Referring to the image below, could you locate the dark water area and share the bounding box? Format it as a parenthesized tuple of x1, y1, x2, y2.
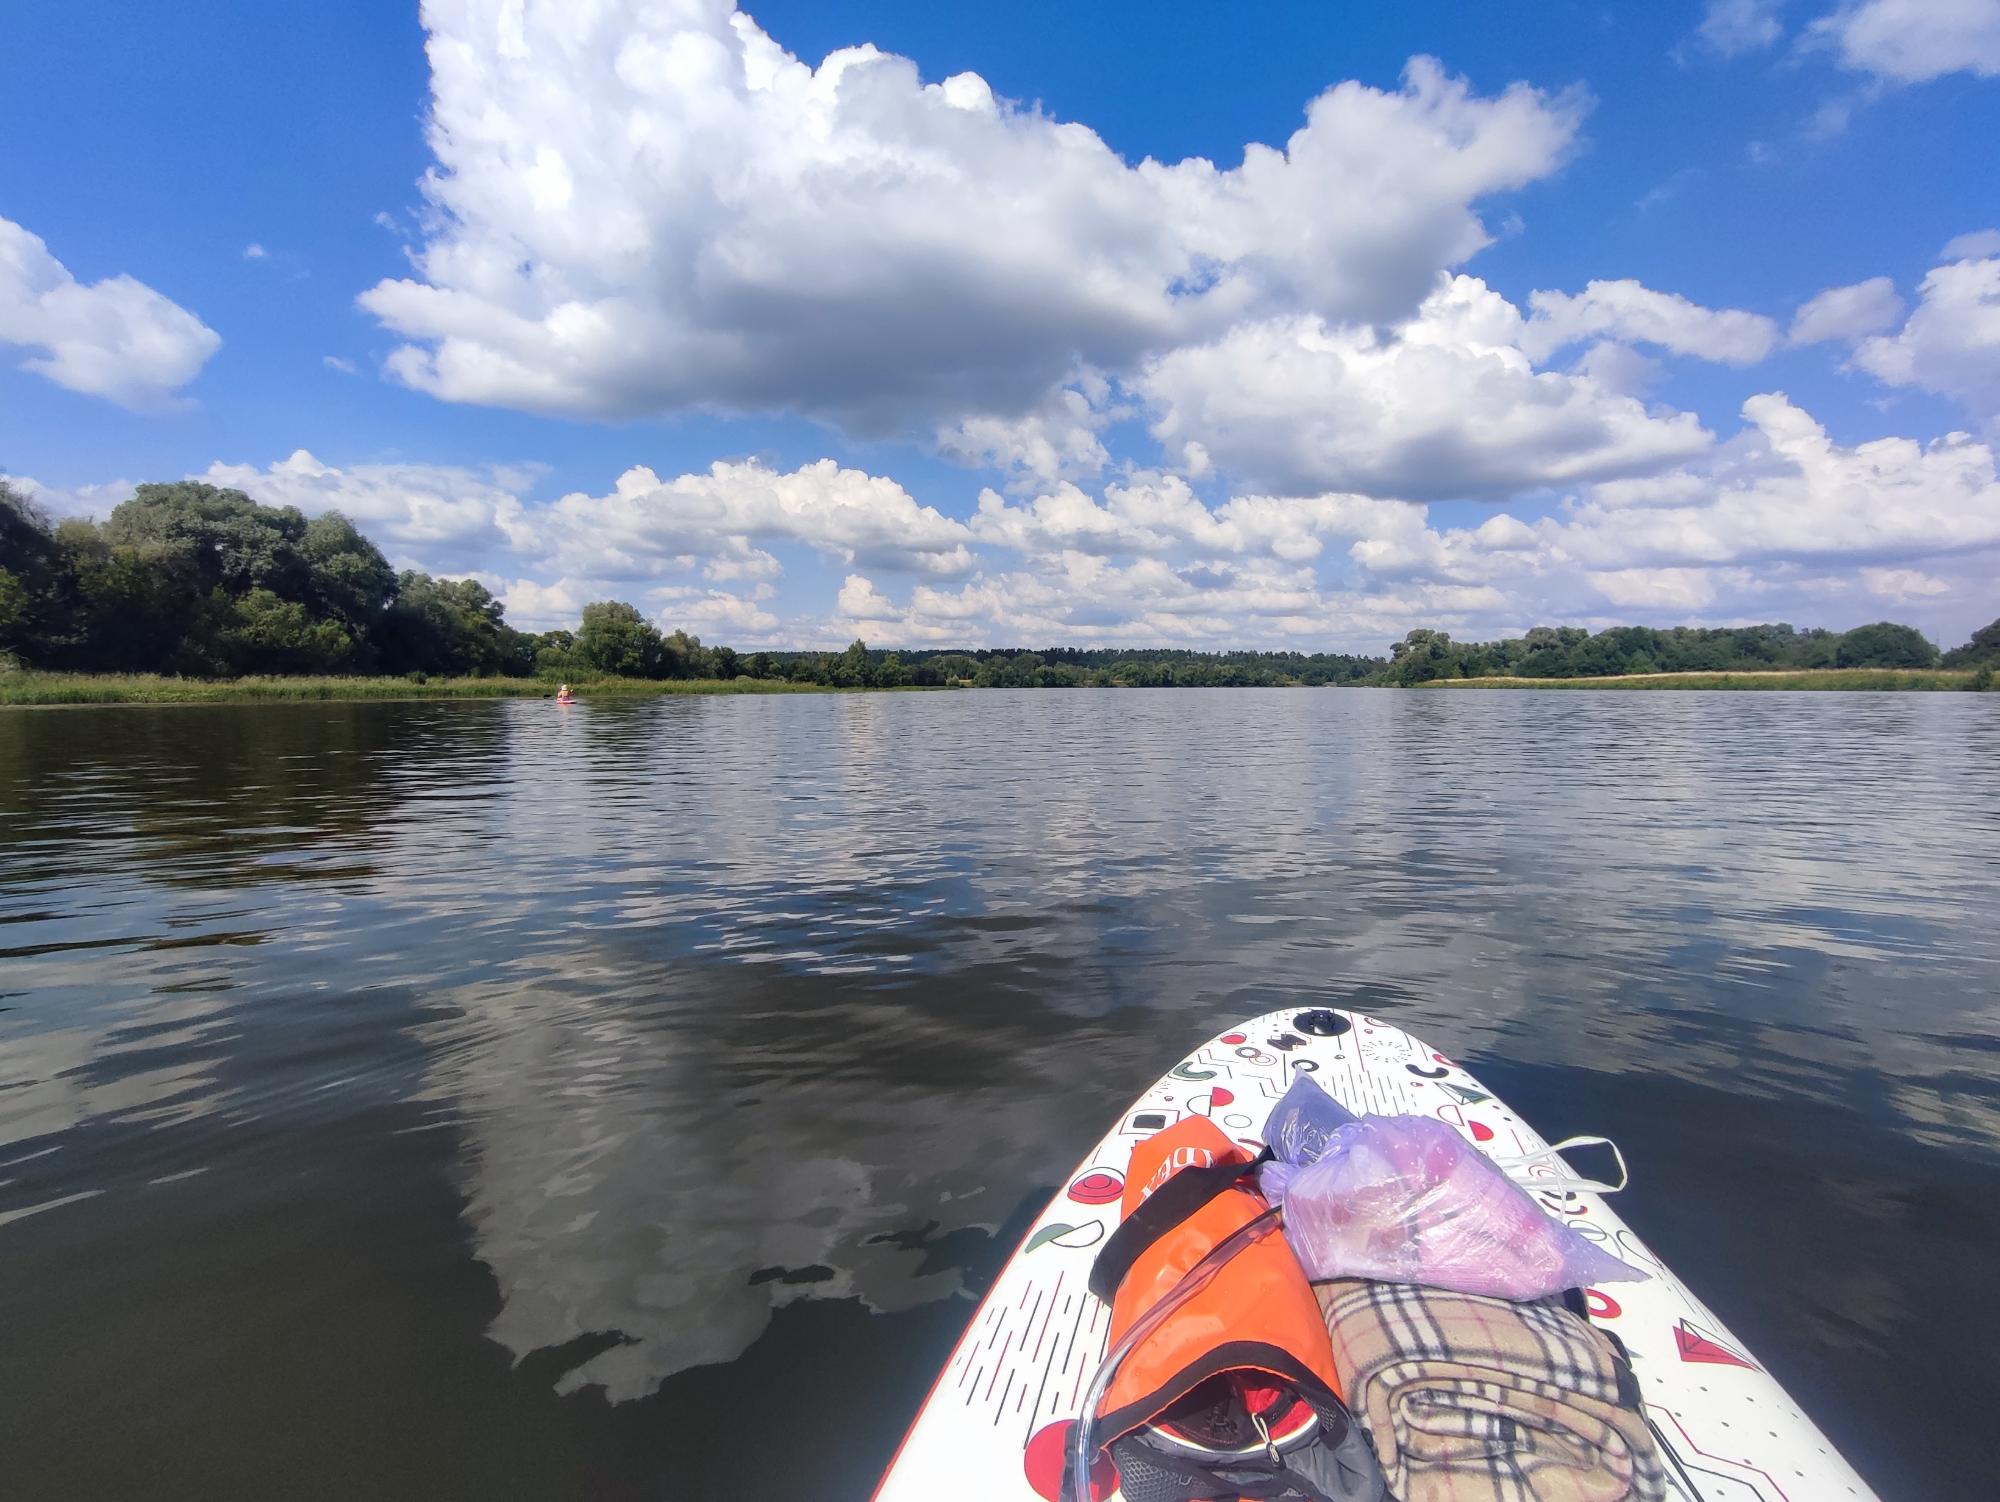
(2, 689, 1996, 1501)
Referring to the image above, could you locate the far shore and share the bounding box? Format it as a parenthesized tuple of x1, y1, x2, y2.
(4, 665, 1991, 707)
(0, 673, 904, 708)
(1421, 668, 1984, 691)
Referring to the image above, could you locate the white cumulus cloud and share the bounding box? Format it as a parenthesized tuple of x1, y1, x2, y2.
(651, 585, 781, 637)
(529, 459, 976, 581)
(359, 0, 1583, 441)
(970, 473, 1420, 564)
(1943, 228, 2000, 261)
(1697, 0, 1788, 55)
(194, 449, 975, 593)
(1520, 279, 1780, 364)
(1860, 565, 1953, 599)
(1854, 255, 2000, 427)
(202, 449, 539, 569)
(1546, 393, 2000, 570)
(935, 382, 1115, 487)
(8, 474, 139, 521)
(1789, 276, 1905, 345)
(816, 389, 1999, 648)
(835, 573, 902, 621)
(1808, 0, 2000, 83)
(0, 215, 221, 411)
(1139, 277, 1713, 500)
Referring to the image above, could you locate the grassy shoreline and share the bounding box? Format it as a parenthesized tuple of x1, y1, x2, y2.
(4, 666, 1990, 705)
(1422, 668, 1984, 691)
(0, 673, 861, 707)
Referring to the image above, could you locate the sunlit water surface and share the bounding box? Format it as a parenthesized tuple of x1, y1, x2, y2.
(2, 690, 1996, 1500)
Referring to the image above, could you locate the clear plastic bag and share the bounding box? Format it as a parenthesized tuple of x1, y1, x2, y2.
(1261, 1072, 1359, 1195)
(1262, 1109, 1646, 1300)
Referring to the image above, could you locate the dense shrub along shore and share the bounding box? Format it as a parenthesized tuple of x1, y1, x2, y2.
(3, 478, 1994, 697)
(1422, 669, 1983, 692)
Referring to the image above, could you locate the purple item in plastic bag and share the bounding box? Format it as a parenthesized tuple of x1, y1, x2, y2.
(1265, 1074, 1359, 1169)
(1263, 1113, 1647, 1300)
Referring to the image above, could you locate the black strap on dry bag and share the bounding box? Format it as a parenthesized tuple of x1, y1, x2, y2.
(1088, 1147, 1271, 1303)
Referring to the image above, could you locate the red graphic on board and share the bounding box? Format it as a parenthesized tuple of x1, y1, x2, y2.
(1221, 1032, 1246, 1044)
(1190, 1084, 1239, 1119)
(1467, 1119, 1494, 1143)
(1067, 1170, 1123, 1206)
(1586, 1288, 1622, 1320)
(1024, 1420, 1117, 1501)
(1674, 1318, 1758, 1370)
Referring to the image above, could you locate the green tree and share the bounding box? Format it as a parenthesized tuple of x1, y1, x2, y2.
(1942, 617, 2000, 669)
(574, 601, 666, 677)
(300, 512, 396, 645)
(1513, 626, 1569, 678)
(102, 482, 313, 603)
(0, 480, 74, 664)
(0, 567, 26, 657)
(662, 628, 713, 679)
(1836, 621, 1939, 669)
(530, 629, 576, 676)
(1386, 629, 1461, 685)
(831, 638, 870, 687)
(215, 589, 356, 674)
(745, 651, 774, 679)
(50, 515, 198, 672)
(379, 573, 517, 676)
(975, 651, 1043, 687)
(75, 481, 404, 674)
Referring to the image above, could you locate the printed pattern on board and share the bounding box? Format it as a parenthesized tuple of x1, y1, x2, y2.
(874, 1010, 1877, 1502)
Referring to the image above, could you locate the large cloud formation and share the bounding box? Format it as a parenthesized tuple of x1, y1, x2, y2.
(361, 0, 1583, 442)
(359, 2, 1874, 514)
(141, 375, 1998, 649)
(0, 215, 220, 411)
(856, 392, 2000, 642)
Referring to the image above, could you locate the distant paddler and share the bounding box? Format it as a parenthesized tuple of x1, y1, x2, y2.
(555, 682, 576, 705)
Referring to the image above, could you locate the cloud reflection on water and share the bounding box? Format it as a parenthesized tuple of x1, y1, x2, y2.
(2, 691, 1997, 1412)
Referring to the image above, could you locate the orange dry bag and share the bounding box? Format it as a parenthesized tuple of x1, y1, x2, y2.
(1083, 1116, 1385, 1501)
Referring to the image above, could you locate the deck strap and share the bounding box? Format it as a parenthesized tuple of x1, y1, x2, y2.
(1088, 1147, 1271, 1304)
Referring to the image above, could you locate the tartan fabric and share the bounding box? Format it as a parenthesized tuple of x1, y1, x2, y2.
(1315, 1280, 1666, 1502)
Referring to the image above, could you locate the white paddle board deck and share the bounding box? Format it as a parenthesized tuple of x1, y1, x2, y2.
(874, 1008, 1879, 1502)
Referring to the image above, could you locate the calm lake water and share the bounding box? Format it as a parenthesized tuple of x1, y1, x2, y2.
(3, 689, 1996, 1500)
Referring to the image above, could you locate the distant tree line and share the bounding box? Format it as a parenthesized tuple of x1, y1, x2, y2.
(1381, 620, 1997, 685)
(743, 645, 1382, 688)
(4, 477, 1994, 688)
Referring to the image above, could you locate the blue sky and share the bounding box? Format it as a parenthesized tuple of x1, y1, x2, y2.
(3, 0, 1997, 649)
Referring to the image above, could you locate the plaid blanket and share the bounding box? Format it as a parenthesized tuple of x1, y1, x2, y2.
(1316, 1280, 1666, 1502)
